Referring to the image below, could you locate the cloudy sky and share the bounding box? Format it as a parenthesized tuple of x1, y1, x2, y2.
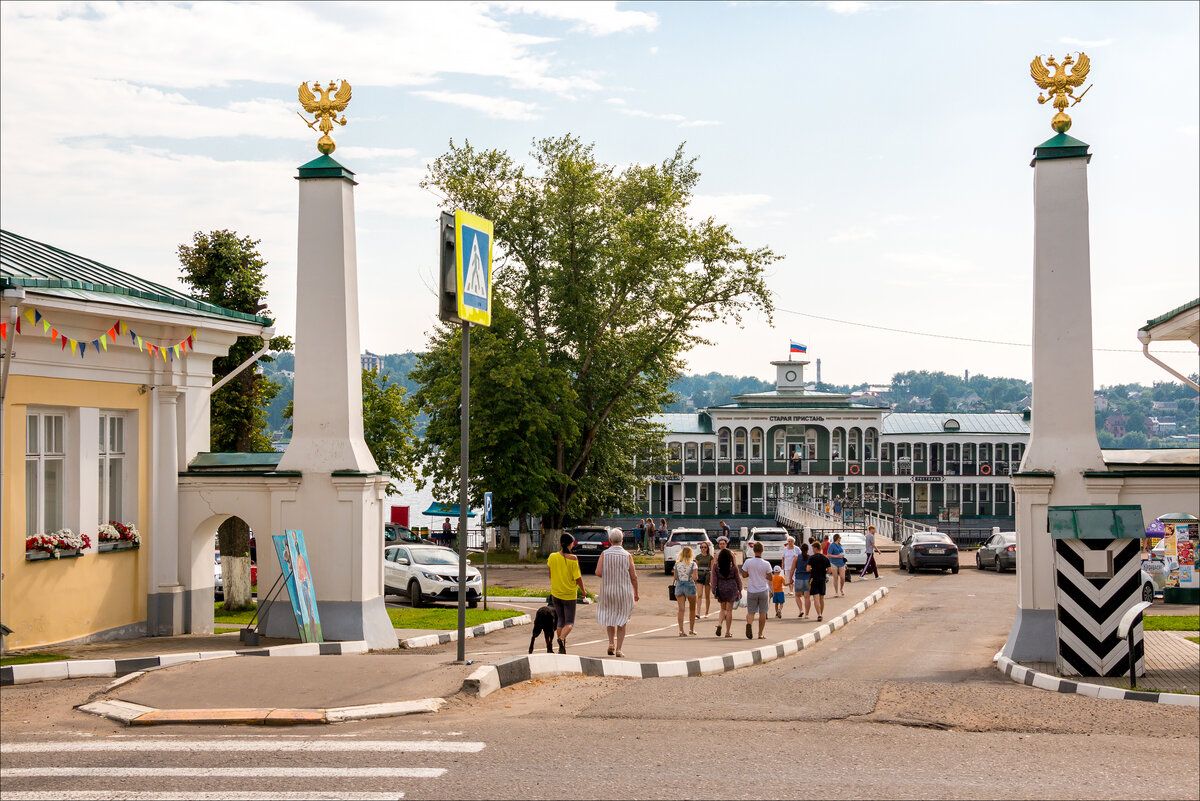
(2, 1, 1196, 388)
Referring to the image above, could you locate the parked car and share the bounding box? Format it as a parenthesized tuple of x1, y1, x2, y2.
(384, 522, 423, 546)
(976, 531, 1017, 572)
(1141, 568, 1157, 603)
(898, 531, 960, 574)
(569, 526, 613, 574)
(664, 528, 711, 575)
(744, 527, 789, 564)
(384, 544, 482, 608)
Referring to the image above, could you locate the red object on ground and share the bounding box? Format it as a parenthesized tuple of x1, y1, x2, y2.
(390, 506, 409, 526)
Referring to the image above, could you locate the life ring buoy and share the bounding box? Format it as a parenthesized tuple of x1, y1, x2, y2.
(735, 464, 746, 475)
(980, 463, 992, 475)
(849, 464, 861, 475)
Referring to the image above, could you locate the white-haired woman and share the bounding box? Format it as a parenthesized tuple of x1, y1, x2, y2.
(595, 528, 639, 657)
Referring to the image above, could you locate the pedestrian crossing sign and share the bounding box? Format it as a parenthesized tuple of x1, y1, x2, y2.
(454, 210, 493, 327)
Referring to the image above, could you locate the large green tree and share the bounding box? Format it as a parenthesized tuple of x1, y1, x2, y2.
(414, 135, 776, 549)
(178, 230, 292, 609)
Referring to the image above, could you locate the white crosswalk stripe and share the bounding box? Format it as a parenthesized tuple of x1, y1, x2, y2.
(0, 735, 482, 801)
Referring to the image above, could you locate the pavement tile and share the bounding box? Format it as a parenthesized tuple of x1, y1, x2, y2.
(264, 708, 326, 725)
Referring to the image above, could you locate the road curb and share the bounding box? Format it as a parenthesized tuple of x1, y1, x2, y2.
(398, 614, 531, 649)
(2, 640, 369, 687)
(78, 696, 447, 726)
(463, 586, 889, 698)
(994, 653, 1200, 707)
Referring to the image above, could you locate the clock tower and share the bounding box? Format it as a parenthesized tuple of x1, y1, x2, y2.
(772, 359, 808, 392)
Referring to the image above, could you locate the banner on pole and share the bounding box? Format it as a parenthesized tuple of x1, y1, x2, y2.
(272, 529, 323, 642)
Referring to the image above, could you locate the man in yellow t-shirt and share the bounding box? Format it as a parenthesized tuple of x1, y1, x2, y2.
(547, 532, 587, 654)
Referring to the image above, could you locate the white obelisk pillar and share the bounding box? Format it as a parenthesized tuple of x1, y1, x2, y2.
(1004, 133, 1107, 661)
(269, 154, 396, 649)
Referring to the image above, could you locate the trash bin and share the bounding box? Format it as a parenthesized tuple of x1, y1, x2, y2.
(1049, 505, 1146, 678)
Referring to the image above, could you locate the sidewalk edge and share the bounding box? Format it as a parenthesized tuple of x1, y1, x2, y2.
(464, 587, 889, 698)
(994, 653, 1200, 707)
(399, 614, 530, 649)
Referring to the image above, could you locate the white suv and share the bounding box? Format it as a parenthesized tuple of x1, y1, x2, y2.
(744, 527, 790, 564)
(664, 528, 711, 575)
(384, 544, 482, 608)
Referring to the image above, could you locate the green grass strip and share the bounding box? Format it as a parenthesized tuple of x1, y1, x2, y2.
(1186, 636, 1199, 645)
(0, 652, 71, 667)
(387, 607, 521, 630)
(213, 602, 257, 626)
(1143, 614, 1199, 631)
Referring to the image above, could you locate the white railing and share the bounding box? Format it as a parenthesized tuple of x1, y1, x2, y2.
(774, 500, 936, 543)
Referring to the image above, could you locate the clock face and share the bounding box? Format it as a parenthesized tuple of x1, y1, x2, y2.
(785, 370, 797, 382)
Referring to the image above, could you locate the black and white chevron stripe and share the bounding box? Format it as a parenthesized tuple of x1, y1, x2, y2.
(1054, 538, 1144, 678)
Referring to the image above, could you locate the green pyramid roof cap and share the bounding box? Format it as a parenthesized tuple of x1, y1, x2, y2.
(297, 154, 357, 181)
(1031, 132, 1090, 164)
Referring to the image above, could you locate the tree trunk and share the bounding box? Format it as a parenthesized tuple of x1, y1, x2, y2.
(518, 517, 530, 561)
(218, 517, 253, 610)
(538, 526, 562, 558)
(496, 524, 511, 552)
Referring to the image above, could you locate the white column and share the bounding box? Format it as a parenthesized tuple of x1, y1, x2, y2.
(149, 387, 183, 635)
(1006, 135, 1105, 662)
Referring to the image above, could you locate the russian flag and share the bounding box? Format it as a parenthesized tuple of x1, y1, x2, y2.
(790, 341, 807, 354)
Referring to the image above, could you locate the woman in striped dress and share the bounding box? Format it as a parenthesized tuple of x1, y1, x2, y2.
(595, 529, 639, 657)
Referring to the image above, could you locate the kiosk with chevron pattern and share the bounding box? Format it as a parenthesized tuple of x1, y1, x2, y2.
(1050, 505, 1146, 677)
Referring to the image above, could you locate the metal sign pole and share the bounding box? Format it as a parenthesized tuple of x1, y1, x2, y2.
(457, 320, 470, 663)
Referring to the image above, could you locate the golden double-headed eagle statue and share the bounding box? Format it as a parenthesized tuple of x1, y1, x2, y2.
(1030, 53, 1091, 133)
(298, 80, 352, 155)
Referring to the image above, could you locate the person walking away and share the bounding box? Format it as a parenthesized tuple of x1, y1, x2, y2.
(595, 529, 638, 657)
(645, 518, 656, 551)
(441, 517, 452, 547)
(695, 540, 714, 618)
(780, 536, 799, 595)
(711, 547, 742, 638)
(634, 520, 645, 551)
(740, 542, 773, 639)
(547, 532, 586, 653)
(771, 566, 786, 618)
(807, 546, 832, 621)
(657, 518, 668, 551)
(861, 525, 879, 580)
(788, 542, 812, 618)
(673, 546, 699, 636)
(828, 533, 847, 597)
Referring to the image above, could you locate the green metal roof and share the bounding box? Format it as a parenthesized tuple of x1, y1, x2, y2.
(1140, 298, 1200, 332)
(881, 412, 1030, 436)
(1, 230, 273, 326)
(189, 452, 284, 469)
(1031, 132, 1090, 163)
(648, 413, 714, 435)
(297, 154, 356, 181)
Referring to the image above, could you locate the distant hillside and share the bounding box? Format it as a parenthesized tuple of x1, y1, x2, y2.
(260, 353, 1198, 449)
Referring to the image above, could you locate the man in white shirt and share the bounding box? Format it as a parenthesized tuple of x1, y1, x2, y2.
(739, 542, 773, 639)
(780, 536, 799, 595)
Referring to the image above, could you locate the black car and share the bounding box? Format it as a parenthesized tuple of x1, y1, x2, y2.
(976, 531, 1016, 572)
(570, 526, 612, 574)
(899, 532, 960, 573)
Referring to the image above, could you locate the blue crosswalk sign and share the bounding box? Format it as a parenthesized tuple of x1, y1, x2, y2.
(483, 492, 493, 525)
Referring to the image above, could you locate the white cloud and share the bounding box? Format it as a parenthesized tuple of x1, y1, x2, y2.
(495, 2, 659, 35)
(1060, 37, 1114, 48)
(618, 108, 721, 128)
(828, 227, 876, 243)
(411, 90, 543, 121)
(817, 1, 871, 14)
(335, 146, 420, 161)
(605, 97, 628, 105)
(650, 46, 659, 55)
(885, 251, 975, 275)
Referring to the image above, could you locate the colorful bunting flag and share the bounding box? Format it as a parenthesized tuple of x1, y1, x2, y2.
(4, 306, 211, 363)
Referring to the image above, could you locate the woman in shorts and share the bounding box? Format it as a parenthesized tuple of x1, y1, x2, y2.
(694, 540, 714, 618)
(546, 532, 586, 653)
(711, 547, 742, 638)
(673, 546, 698, 636)
(788, 542, 812, 618)
(828, 533, 847, 597)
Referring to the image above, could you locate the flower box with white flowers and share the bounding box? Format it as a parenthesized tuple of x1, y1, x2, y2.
(98, 522, 141, 552)
(25, 529, 91, 560)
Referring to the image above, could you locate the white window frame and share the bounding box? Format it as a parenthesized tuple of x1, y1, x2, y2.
(685, 442, 697, 462)
(774, 429, 786, 460)
(718, 429, 730, 461)
(750, 428, 763, 461)
(98, 412, 126, 526)
(25, 410, 67, 537)
(734, 427, 747, 460)
(702, 442, 715, 462)
(668, 442, 682, 462)
(699, 483, 710, 502)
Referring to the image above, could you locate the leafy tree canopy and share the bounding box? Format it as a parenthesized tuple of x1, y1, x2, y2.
(414, 135, 777, 534)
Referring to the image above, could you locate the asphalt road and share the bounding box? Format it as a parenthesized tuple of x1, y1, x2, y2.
(3, 563, 1198, 800)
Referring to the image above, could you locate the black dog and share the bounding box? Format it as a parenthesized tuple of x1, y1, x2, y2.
(529, 603, 557, 654)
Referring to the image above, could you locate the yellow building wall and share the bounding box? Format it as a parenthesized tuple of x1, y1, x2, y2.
(2, 375, 150, 650)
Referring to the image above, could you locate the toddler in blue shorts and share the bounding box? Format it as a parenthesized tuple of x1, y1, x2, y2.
(771, 565, 786, 618)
